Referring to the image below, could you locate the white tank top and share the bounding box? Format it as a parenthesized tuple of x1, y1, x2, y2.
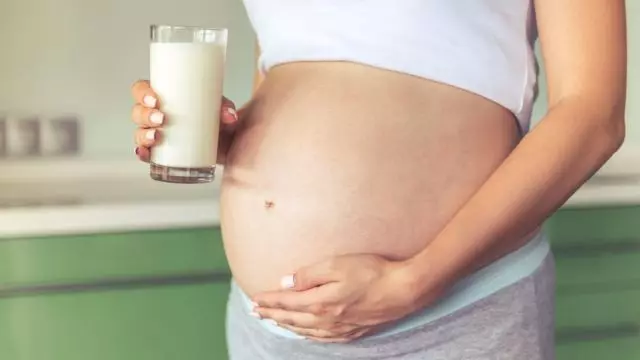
(243, 0, 539, 132)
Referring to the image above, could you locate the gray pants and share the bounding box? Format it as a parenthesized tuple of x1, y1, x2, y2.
(226, 254, 556, 359)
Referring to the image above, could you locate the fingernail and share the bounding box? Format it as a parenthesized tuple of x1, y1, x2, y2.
(145, 129, 156, 141)
(280, 275, 295, 289)
(249, 311, 261, 319)
(150, 111, 164, 125)
(265, 319, 278, 327)
(227, 107, 238, 120)
(250, 301, 259, 309)
(143, 95, 157, 108)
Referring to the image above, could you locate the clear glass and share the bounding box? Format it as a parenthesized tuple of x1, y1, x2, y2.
(149, 25, 228, 184)
(151, 25, 228, 44)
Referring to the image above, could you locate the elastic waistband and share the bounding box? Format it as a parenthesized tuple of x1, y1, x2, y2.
(235, 231, 551, 340)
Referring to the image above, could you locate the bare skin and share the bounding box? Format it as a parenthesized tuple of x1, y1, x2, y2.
(230, 61, 522, 296)
(132, 60, 523, 295)
(250, 0, 626, 343)
(131, 1, 625, 343)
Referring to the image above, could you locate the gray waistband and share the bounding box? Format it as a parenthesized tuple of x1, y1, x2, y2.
(236, 231, 551, 339)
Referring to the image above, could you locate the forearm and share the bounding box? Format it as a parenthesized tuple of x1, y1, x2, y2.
(404, 98, 625, 302)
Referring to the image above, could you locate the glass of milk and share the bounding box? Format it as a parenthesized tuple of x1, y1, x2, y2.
(149, 25, 228, 183)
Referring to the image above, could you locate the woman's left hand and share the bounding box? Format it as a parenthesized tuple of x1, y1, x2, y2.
(251, 254, 429, 343)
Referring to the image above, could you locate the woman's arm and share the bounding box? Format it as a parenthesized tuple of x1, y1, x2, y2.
(404, 0, 627, 301)
(248, 0, 626, 343)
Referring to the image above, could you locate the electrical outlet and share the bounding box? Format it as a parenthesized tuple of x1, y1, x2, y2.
(41, 115, 80, 156)
(6, 115, 41, 157)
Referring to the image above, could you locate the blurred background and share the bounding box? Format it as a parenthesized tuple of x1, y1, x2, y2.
(0, 0, 638, 359)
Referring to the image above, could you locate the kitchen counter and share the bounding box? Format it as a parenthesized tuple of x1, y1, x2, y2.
(1, 146, 640, 238)
(0, 159, 221, 238)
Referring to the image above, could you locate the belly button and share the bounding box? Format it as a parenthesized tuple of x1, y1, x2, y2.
(264, 200, 275, 209)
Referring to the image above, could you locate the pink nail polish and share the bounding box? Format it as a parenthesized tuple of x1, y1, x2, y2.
(150, 111, 164, 125)
(280, 275, 295, 289)
(145, 129, 156, 141)
(249, 311, 261, 319)
(143, 95, 157, 108)
(227, 107, 238, 119)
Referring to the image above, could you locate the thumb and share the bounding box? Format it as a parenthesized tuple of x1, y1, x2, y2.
(281, 261, 337, 291)
(220, 97, 238, 126)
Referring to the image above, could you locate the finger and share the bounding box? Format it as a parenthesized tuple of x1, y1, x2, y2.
(220, 96, 237, 123)
(276, 324, 341, 340)
(135, 128, 159, 147)
(131, 80, 159, 108)
(281, 260, 339, 291)
(221, 107, 238, 125)
(220, 103, 239, 133)
(254, 307, 320, 328)
(305, 336, 353, 344)
(222, 96, 235, 109)
(217, 131, 233, 165)
(132, 104, 164, 128)
(305, 336, 354, 344)
(305, 328, 370, 343)
(253, 286, 332, 312)
(135, 146, 150, 163)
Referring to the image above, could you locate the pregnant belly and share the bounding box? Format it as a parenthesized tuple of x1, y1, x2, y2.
(220, 62, 520, 296)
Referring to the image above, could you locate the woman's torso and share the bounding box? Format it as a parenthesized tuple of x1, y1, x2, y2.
(221, 62, 524, 296)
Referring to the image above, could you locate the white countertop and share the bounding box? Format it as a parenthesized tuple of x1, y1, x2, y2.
(1, 147, 640, 238)
(0, 159, 222, 238)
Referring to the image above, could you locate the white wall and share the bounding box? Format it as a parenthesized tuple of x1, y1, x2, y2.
(622, 1, 639, 146)
(0, 0, 255, 159)
(0, 1, 637, 159)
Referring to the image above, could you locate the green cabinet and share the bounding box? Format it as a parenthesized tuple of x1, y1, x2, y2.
(0, 283, 230, 360)
(0, 227, 231, 360)
(0, 228, 228, 287)
(548, 206, 640, 360)
(1, 206, 640, 359)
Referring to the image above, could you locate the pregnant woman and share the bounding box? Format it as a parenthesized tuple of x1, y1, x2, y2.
(131, 1, 627, 359)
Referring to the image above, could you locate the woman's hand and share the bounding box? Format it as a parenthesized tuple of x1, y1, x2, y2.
(251, 254, 432, 343)
(130, 80, 239, 164)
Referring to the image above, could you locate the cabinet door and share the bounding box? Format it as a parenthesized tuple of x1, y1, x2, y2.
(556, 290, 640, 329)
(0, 283, 231, 360)
(0, 227, 228, 287)
(549, 207, 640, 360)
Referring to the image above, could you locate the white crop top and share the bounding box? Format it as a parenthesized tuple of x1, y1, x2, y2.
(243, 0, 539, 132)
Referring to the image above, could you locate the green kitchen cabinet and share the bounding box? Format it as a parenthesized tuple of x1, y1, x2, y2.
(547, 206, 640, 245)
(0, 283, 230, 360)
(556, 289, 640, 328)
(0, 227, 231, 360)
(548, 206, 640, 360)
(556, 337, 640, 360)
(1, 205, 640, 359)
(0, 228, 228, 288)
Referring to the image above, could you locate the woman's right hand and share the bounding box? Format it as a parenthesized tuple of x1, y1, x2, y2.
(130, 80, 239, 164)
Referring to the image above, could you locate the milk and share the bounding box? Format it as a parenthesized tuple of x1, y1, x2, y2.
(149, 42, 226, 168)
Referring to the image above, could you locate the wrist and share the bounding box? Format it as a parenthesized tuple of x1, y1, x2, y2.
(393, 257, 444, 309)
